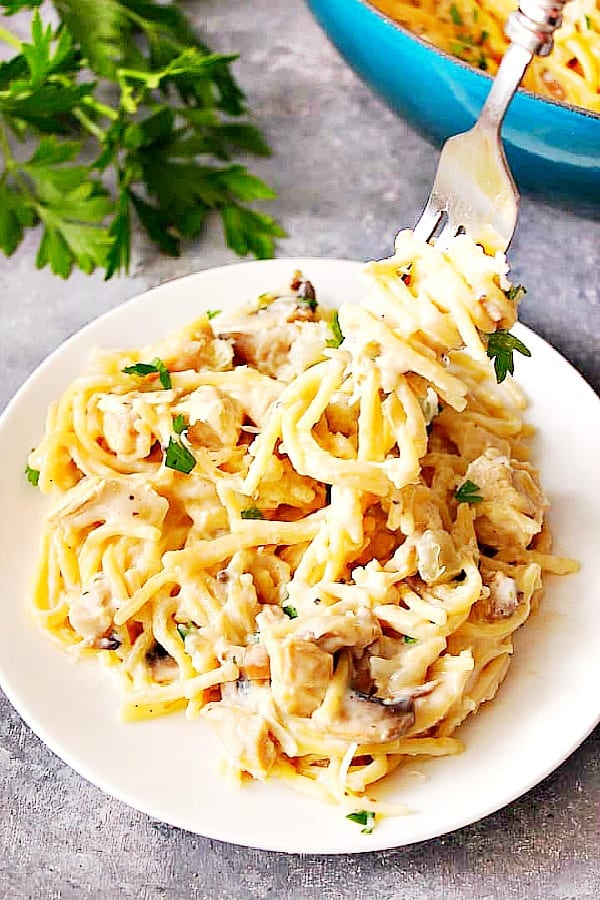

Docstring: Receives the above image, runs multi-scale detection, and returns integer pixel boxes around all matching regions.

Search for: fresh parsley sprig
[173,413,187,435]
[346,810,376,834]
[454,479,484,504]
[0,2,283,279]
[505,283,527,303]
[240,506,263,520]
[326,311,344,348]
[25,463,40,486]
[164,435,196,474]
[486,330,532,383]
[122,357,171,389]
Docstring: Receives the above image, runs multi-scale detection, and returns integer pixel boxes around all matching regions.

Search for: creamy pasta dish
[369,0,600,113]
[28,232,577,822]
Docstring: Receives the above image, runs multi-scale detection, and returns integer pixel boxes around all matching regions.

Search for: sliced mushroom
[145,643,179,683]
[321,690,415,743]
[296,606,381,654]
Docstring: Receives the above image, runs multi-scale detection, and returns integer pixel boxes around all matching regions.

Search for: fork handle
[478,0,569,134]
[505,0,569,57]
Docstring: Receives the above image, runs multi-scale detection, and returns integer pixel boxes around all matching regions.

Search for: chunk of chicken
[465,449,546,549]
[142,316,233,372]
[204,704,276,780]
[321,692,415,743]
[485,571,519,618]
[215,368,283,428]
[68,574,115,642]
[96,395,154,460]
[243,643,271,680]
[414,529,461,584]
[49,476,168,531]
[180,385,243,450]
[217,299,330,382]
[296,606,381,654]
[400,484,444,532]
[442,419,510,460]
[268,635,333,716]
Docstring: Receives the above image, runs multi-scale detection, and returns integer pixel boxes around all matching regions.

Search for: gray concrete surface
[1,1,599,897]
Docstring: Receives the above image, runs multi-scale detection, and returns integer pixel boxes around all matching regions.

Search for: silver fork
[413,0,569,253]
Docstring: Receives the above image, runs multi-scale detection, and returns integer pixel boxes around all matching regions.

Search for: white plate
[1,258,599,854]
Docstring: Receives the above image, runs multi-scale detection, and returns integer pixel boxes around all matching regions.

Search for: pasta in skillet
[370,0,600,113]
[28,231,577,818]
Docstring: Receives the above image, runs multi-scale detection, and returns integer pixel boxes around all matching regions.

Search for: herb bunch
[0,0,283,279]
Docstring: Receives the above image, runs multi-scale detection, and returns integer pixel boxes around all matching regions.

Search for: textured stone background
[1,1,599,897]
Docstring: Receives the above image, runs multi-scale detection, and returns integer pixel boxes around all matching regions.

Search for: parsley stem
[0,25,22,52]
[0,120,41,212]
[80,96,119,123]
[72,108,105,143]
[0,119,14,171]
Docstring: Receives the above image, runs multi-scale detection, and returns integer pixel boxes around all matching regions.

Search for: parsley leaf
[504,283,527,302]
[25,463,40,486]
[122,357,171,388]
[176,622,197,640]
[326,311,344,348]
[164,436,196,474]
[486,330,531,383]
[403,635,418,644]
[346,810,376,834]
[152,357,172,389]
[173,414,187,435]
[282,605,298,619]
[206,309,221,320]
[240,506,264,520]
[455,480,484,504]
[449,3,464,26]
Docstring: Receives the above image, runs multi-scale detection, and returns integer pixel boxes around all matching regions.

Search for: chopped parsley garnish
[282,604,298,619]
[176,622,197,640]
[123,357,172,389]
[25,464,40,487]
[505,283,527,302]
[240,506,264,519]
[403,635,418,645]
[486,330,531,383]
[450,4,464,26]
[455,480,484,504]
[326,311,344,348]
[206,309,221,320]
[122,362,158,376]
[173,414,188,435]
[449,40,473,59]
[585,14,591,28]
[346,810,376,834]
[298,295,318,312]
[164,436,196,474]
[297,281,318,311]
